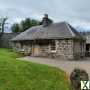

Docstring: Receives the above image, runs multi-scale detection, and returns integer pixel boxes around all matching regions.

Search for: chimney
[41,14,52,27]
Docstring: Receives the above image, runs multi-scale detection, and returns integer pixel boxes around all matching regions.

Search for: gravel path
[18,57,90,77]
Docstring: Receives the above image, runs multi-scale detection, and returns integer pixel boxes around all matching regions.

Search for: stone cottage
[81,32,90,56]
[12,15,86,60]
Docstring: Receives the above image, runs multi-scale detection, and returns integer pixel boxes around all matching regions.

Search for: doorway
[86,44,90,57]
[33,45,40,56]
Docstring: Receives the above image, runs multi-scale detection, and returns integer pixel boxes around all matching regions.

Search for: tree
[0,17,8,34]
[2,18,8,33]
[11,23,21,33]
[31,19,39,26]
[20,18,39,32]
[20,18,31,32]
[11,18,40,33]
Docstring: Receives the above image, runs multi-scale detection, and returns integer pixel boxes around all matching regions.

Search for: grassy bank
[0,48,70,90]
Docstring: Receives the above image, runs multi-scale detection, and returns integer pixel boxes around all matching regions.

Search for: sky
[0,0,90,32]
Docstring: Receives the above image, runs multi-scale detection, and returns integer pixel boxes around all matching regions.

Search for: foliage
[20,18,31,32]
[70,68,89,90]
[0,48,70,90]
[11,23,21,33]
[0,17,8,33]
[11,15,53,33]
[11,18,40,32]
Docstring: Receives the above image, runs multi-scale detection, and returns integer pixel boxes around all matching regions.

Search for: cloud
[0,0,90,32]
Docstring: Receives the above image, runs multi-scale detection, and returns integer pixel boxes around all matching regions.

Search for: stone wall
[0,33,19,48]
[38,39,74,59]
[13,39,85,60]
[73,40,85,59]
[56,39,74,59]
[39,45,50,57]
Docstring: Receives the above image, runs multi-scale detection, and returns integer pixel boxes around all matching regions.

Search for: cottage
[82,32,90,56]
[12,15,86,60]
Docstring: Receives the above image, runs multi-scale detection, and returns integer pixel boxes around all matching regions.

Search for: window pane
[51,40,56,50]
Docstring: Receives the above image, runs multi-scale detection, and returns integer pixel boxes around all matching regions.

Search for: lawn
[0,48,70,90]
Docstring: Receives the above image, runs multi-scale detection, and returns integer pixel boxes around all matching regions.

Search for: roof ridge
[65,22,75,37]
[11,21,85,41]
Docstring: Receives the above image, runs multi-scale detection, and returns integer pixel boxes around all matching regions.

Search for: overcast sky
[0,0,90,32]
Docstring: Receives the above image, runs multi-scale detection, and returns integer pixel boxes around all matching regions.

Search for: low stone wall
[0,33,19,48]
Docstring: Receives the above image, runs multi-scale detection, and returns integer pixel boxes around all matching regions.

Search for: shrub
[70,68,89,90]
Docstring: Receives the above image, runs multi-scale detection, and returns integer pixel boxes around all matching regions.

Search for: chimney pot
[42,14,52,27]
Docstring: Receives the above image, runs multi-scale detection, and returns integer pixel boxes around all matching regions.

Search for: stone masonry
[13,39,85,60]
[56,39,73,59]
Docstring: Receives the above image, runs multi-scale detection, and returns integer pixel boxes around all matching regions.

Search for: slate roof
[12,22,85,41]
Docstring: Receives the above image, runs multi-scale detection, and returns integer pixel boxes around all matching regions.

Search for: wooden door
[33,45,40,56]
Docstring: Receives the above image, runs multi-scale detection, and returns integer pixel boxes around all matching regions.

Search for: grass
[0,48,70,90]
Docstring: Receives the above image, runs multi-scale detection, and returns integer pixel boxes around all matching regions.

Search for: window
[51,40,56,50]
